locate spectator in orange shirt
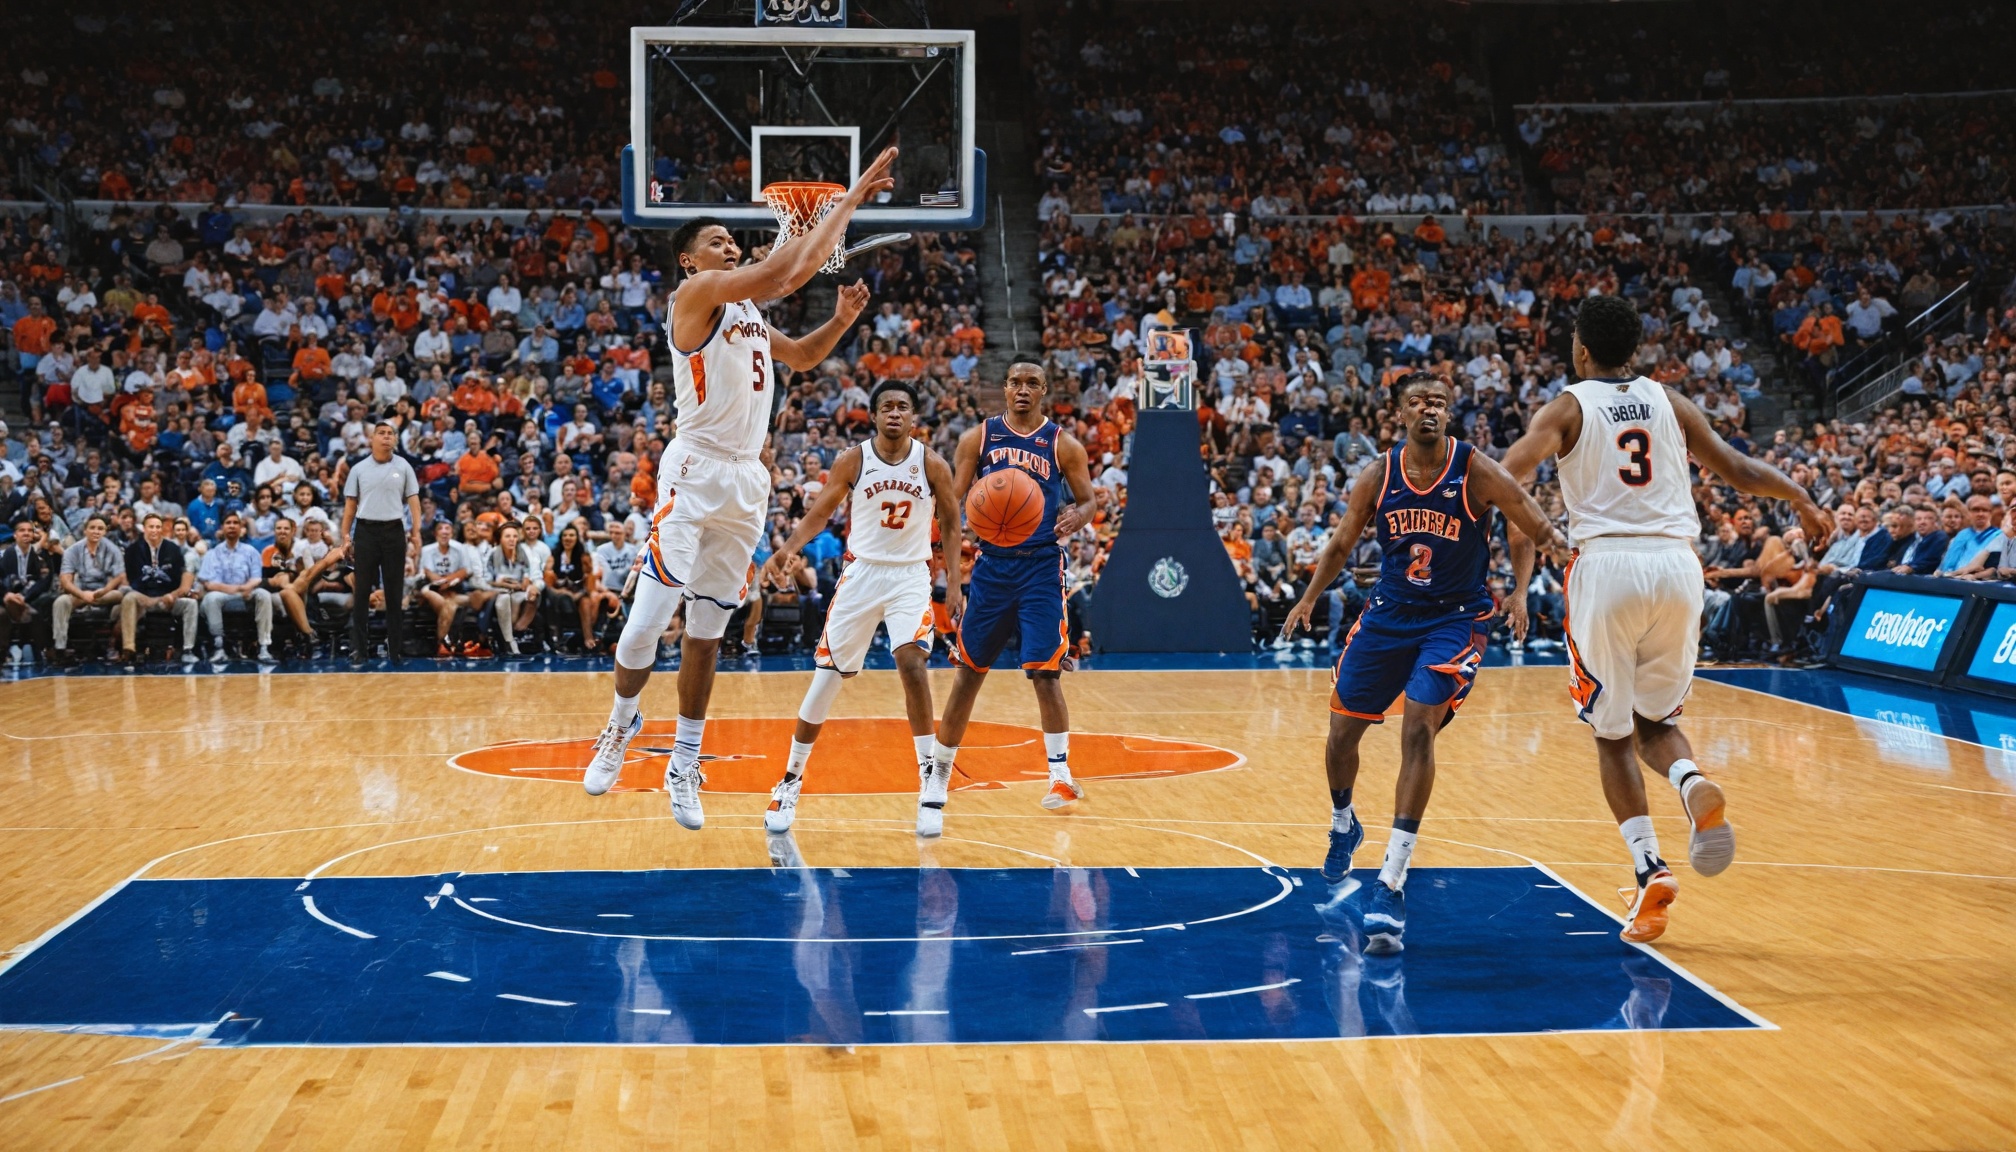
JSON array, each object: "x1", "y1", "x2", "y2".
[
  {"x1": 13, "y1": 298, "x2": 57, "y2": 376},
  {"x1": 1350, "y1": 265, "x2": 1391, "y2": 312},
  {"x1": 119, "y1": 396, "x2": 159, "y2": 458},
  {"x1": 451, "y1": 373, "x2": 499, "y2": 420},
  {"x1": 1793, "y1": 301, "x2": 1846, "y2": 385},
  {"x1": 456, "y1": 435, "x2": 501, "y2": 501},
  {"x1": 232, "y1": 376, "x2": 270, "y2": 416},
  {"x1": 131, "y1": 294, "x2": 174, "y2": 331},
  {"x1": 290, "y1": 334, "x2": 333, "y2": 390}
]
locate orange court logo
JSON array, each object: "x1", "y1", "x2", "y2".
[{"x1": 450, "y1": 718, "x2": 1242, "y2": 794}]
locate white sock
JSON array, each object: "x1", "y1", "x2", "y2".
[
  {"x1": 1044, "y1": 731, "x2": 1070, "y2": 778},
  {"x1": 913, "y1": 733, "x2": 935, "y2": 767},
  {"x1": 609, "y1": 691, "x2": 641, "y2": 728},
  {"x1": 786, "y1": 738, "x2": 814, "y2": 780},
  {"x1": 1667, "y1": 758, "x2": 1702, "y2": 791},
  {"x1": 1378, "y1": 827, "x2": 1417, "y2": 891},
  {"x1": 931, "y1": 740, "x2": 959, "y2": 770},
  {"x1": 670, "y1": 714, "x2": 704, "y2": 775},
  {"x1": 1332, "y1": 805, "x2": 1357, "y2": 835},
  {"x1": 1620, "y1": 815, "x2": 1663, "y2": 880}
]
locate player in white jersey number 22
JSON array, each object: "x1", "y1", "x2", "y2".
[
  {"x1": 1503, "y1": 294, "x2": 1825, "y2": 946},
  {"x1": 582, "y1": 147, "x2": 903, "y2": 830},
  {"x1": 758, "y1": 379, "x2": 963, "y2": 838}
]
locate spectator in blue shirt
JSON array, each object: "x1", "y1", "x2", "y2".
[
  {"x1": 1937, "y1": 497, "x2": 2001, "y2": 575},
  {"x1": 1925, "y1": 457, "x2": 1971, "y2": 501},
  {"x1": 1272, "y1": 271, "x2": 1316, "y2": 327},
  {"x1": 515, "y1": 325, "x2": 560, "y2": 372},
  {"x1": 1888, "y1": 507, "x2": 1948, "y2": 576},
  {"x1": 186, "y1": 478, "x2": 223, "y2": 540},
  {"x1": 196, "y1": 511, "x2": 275, "y2": 662}
]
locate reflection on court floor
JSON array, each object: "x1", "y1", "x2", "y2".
[{"x1": 0, "y1": 862, "x2": 1762, "y2": 1046}]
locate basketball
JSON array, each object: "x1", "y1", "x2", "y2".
[{"x1": 965, "y1": 468, "x2": 1045, "y2": 547}]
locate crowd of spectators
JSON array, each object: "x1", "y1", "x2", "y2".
[
  {"x1": 1515, "y1": 0, "x2": 2012, "y2": 104},
  {"x1": 0, "y1": 190, "x2": 988, "y2": 665},
  {"x1": 1521, "y1": 98, "x2": 2015, "y2": 216},
  {"x1": 0, "y1": 2, "x2": 637, "y2": 209},
  {"x1": 1027, "y1": 13, "x2": 1520, "y2": 222}
]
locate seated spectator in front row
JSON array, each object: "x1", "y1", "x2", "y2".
[
  {"x1": 1, "y1": 517, "x2": 55, "y2": 663},
  {"x1": 53, "y1": 513, "x2": 127, "y2": 662},
  {"x1": 198, "y1": 511, "x2": 276, "y2": 663},
  {"x1": 1888, "y1": 507, "x2": 1948, "y2": 577},
  {"x1": 1936, "y1": 497, "x2": 2001, "y2": 576},
  {"x1": 119, "y1": 512, "x2": 199, "y2": 663}
]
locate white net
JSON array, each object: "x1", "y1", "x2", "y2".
[{"x1": 761, "y1": 182, "x2": 849, "y2": 275}]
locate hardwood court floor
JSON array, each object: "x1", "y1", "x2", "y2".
[{"x1": 1, "y1": 665, "x2": 2012, "y2": 1149}]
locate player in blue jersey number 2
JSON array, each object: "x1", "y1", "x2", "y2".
[{"x1": 1283, "y1": 371, "x2": 1567, "y2": 954}]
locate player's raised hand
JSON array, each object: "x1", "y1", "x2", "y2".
[
  {"x1": 761, "y1": 548, "x2": 793, "y2": 589},
  {"x1": 834, "y1": 280, "x2": 870, "y2": 323},
  {"x1": 849, "y1": 147, "x2": 899, "y2": 204}
]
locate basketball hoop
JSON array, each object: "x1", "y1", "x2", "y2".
[{"x1": 761, "y1": 181, "x2": 849, "y2": 274}]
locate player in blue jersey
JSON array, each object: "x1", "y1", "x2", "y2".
[
  {"x1": 928, "y1": 362, "x2": 1099, "y2": 819},
  {"x1": 1284, "y1": 371, "x2": 1566, "y2": 953}
]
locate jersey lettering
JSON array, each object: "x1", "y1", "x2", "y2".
[
  {"x1": 750, "y1": 348, "x2": 766, "y2": 392},
  {"x1": 1406, "y1": 542, "x2": 1433, "y2": 586},
  {"x1": 985, "y1": 446, "x2": 1054, "y2": 480},
  {"x1": 1616, "y1": 428, "x2": 1652, "y2": 486},
  {"x1": 1382, "y1": 507, "x2": 1463, "y2": 542},
  {"x1": 879, "y1": 500, "x2": 912, "y2": 530}
]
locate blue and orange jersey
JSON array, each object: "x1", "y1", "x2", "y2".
[
  {"x1": 1372, "y1": 437, "x2": 1491, "y2": 610},
  {"x1": 976, "y1": 415, "x2": 1066, "y2": 557}
]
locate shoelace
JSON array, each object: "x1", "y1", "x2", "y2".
[{"x1": 590, "y1": 723, "x2": 626, "y2": 759}]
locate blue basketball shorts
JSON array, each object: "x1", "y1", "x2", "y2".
[
  {"x1": 954, "y1": 550, "x2": 1069, "y2": 674},
  {"x1": 1331, "y1": 596, "x2": 1492, "y2": 721}
]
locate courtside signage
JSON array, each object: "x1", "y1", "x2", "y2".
[
  {"x1": 1839, "y1": 588, "x2": 1963, "y2": 672},
  {"x1": 1963, "y1": 601, "x2": 2016, "y2": 685}
]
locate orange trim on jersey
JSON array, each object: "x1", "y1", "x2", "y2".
[
  {"x1": 688, "y1": 352, "x2": 708, "y2": 406},
  {"x1": 908, "y1": 605, "x2": 935, "y2": 649},
  {"x1": 1562, "y1": 550, "x2": 1604, "y2": 716},
  {"x1": 1021, "y1": 555, "x2": 1071, "y2": 670},
  {"x1": 1329, "y1": 701, "x2": 1389, "y2": 722},
  {"x1": 646, "y1": 489, "x2": 677, "y2": 585},
  {"x1": 1426, "y1": 637, "x2": 1483, "y2": 678},
  {"x1": 1398, "y1": 440, "x2": 1457, "y2": 496},
  {"x1": 1458, "y1": 444, "x2": 1480, "y2": 522}
]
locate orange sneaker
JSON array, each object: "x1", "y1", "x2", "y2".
[
  {"x1": 1619, "y1": 869, "x2": 1678, "y2": 944},
  {"x1": 436, "y1": 641, "x2": 456, "y2": 658},
  {"x1": 1680, "y1": 775, "x2": 1736, "y2": 877},
  {"x1": 461, "y1": 640, "x2": 495, "y2": 659},
  {"x1": 1041, "y1": 776, "x2": 1083, "y2": 810}
]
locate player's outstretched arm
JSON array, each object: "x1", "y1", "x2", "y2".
[
  {"x1": 949, "y1": 425, "x2": 984, "y2": 498},
  {"x1": 676, "y1": 148, "x2": 899, "y2": 319},
  {"x1": 925, "y1": 447, "x2": 964, "y2": 620},
  {"x1": 1497, "y1": 392, "x2": 1580, "y2": 486},
  {"x1": 772, "y1": 281, "x2": 870, "y2": 371},
  {"x1": 763, "y1": 447, "x2": 861, "y2": 585},
  {"x1": 1469, "y1": 452, "x2": 1568, "y2": 642},
  {"x1": 1664, "y1": 386, "x2": 1828, "y2": 543},
  {"x1": 1283, "y1": 456, "x2": 1385, "y2": 635},
  {"x1": 1053, "y1": 432, "x2": 1099, "y2": 537}
]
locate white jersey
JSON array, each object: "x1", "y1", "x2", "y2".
[
  {"x1": 666, "y1": 296, "x2": 773, "y2": 460},
  {"x1": 847, "y1": 438, "x2": 933, "y2": 564},
  {"x1": 1557, "y1": 375, "x2": 1699, "y2": 546}
]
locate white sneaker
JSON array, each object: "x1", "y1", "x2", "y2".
[
  {"x1": 180, "y1": 649, "x2": 199, "y2": 665},
  {"x1": 764, "y1": 774, "x2": 803, "y2": 833},
  {"x1": 582, "y1": 714, "x2": 641, "y2": 796},
  {"x1": 211, "y1": 643, "x2": 227, "y2": 663},
  {"x1": 1041, "y1": 766, "x2": 1083, "y2": 810},
  {"x1": 257, "y1": 644, "x2": 276, "y2": 665},
  {"x1": 666, "y1": 761, "x2": 706, "y2": 830},
  {"x1": 917, "y1": 761, "x2": 949, "y2": 837},
  {"x1": 1679, "y1": 774, "x2": 1736, "y2": 877}
]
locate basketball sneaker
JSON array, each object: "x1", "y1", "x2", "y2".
[
  {"x1": 917, "y1": 760, "x2": 949, "y2": 838},
  {"x1": 764, "y1": 774, "x2": 803, "y2": 833},
  {"x1": 1678, "y1": 774, "x2": 1736, "y2": 877},
  {"x1": 583, "y1": 714, "x2": 641, "y2": 796},
  {"x1": 1619, "y1": 868, "x2": 1679, "y2": 944},
  {"x1": 1041, "y1": 767, "x2": 1083, "y2": 810},
  {"x1": 1362, "y1": 881, "x2": 1406, "y2": 955},
  {"x1": 666, "y1": 761, "x2": 706, "y2": 830},
  {"x1": 1322, "y1": 810, "x2": 1363, "y2": 885}
]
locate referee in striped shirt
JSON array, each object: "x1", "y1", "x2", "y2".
[{"x1": 340, "y1": 423, "x2": 423, "y2": 667}]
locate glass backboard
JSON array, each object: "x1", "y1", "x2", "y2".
[{"x1": 624, "y1": 26, "x2": 983, "y2": 232}]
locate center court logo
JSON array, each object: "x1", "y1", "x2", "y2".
[
  {"x1": 1861, "y1": 608, "x2": 1947, "y2": 649},
  {"x1": 1148, "y1": 557, "x2": 1189, "y2": 598}
]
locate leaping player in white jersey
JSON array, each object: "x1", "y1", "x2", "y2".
[
  {"x1": 1502, "y1": 294, "x2": 1825, "y2": 944},
  {"x1": 757, "y1": 378, "x2": 964, "y2": 837},
  {"x1": 582, "y1": 147, "x2": 901, "y2": 830}
]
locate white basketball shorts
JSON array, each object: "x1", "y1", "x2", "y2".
[
  {"x1": 642, "y1": 446, "x2": 769, "y2": 607},
  {"x1": 1563, "y1": 536, "x2": 1704, "y2": 740},
  {"x1": 815, "y1": 558, "x2": 934, "y2": 674}
]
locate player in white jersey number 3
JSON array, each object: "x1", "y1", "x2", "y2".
[
  {"x1": 758, "y1": 379, "x2": 963, "y2": 837},
  {"x1": 1503, "y1": 295, "x2": 1824, "y2": 944},
  {"x1": 582, "y1": 147, "x2": 901, "y2": 829}
]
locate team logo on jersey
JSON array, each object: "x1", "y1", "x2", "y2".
[
  {"x1": 1034, "y1": 436, "x2": 1050, "y2": 447},
  {"x1": 1441, "y1": 487, "x2": 1457, "y2": 498},
  {"x1": 1148, "y1": 557, "x2": 1189, "y2": 599},
  {"x1": 1615, "y1": 383, "x2": 1632, "y2": 392},
  {"x1": 909, "y1": 464, "x2": 919, "y2": 476}
]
